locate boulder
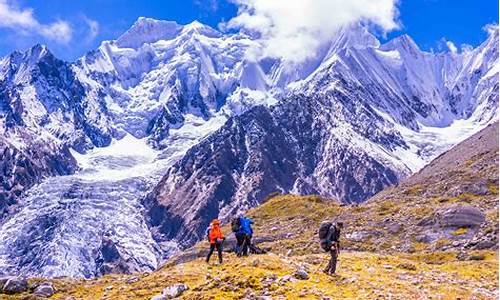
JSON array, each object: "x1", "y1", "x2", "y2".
[
  {"x1": 345, "y1": 231, "x2": 366, "y2": 242},
  {"x1": 151, "y1": 283, "x2": 189, "y2": 299},
  {"x1": 126, "y1": 276, "x2": 140, "y2": 284},
  {"x1": 2, "y1": 277, "x2": 28, "y2": 294},
  {"x1": 34, "y1": 282, "x2": 56, "y2": 298},
  {"x1": 163, "y1": 283, "x2": 188, "y2": 298},
  {"x1": 415, "y1": 234, "x2": 432, "y2": 243},
  {"x1": 436, "y1": 205, "x2": 485, "y2": 228},
  {"x1": 474, "y1": 240, "x2": 496, "y2": 250},
  {"x1": 449, "y1": 182, "x2": 490, "y2": 197},
  {"x1": 293, "y1": 269, "x2": 309, "y2": 280},
  {"x1": 387, "y1": 223, "x2": 402, "y2": 234}
]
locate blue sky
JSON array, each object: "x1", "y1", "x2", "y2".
[{"x1": 0, "y1": 0, "x2": 497, "y2": 61}]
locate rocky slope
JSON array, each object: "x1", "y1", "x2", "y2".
[
  {"x1": 164, "y1": 122, "x2": 499, "y2": 258},
  {"x1": 2, "y1": 123, "x2": 498, "y2": 298},
  {"x1": 144, "y1": 26, "x2": 499, "y2": 247},
  {"x1": 0, "y1": 137, "x2": 76, "y2": 219},
  {"x1": 0, "y1": 45, "x2": 100, "y2": 219}
]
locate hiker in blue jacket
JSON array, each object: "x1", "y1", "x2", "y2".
[{"x1": 238, "y1": 216, "x2": 254, "y2": 256}]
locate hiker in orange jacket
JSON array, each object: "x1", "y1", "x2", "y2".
[{"x1": 206, "y1": 219, "x2": 225, "y2": 264}]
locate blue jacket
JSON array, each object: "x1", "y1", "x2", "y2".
[{"x1": 239, "y1": 217, "x2": 254, "y2": 235}]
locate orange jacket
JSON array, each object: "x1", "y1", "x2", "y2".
[{"x1": 208, "y1": 220, "x2": 224, "y2": 244}]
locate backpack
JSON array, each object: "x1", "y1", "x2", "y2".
[
  {"x1": 231, "y1": 217, "x2": 241, "y2": 233},
  {"x1": 319, "y1": 221, "x2": 333, "y2": 252},
  {"x1": 206, "y1": 226, "x2": 211, "y2": 242}
]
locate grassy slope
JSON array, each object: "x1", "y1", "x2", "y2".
[{"x1": 6, "y1": 194, "x2": 497, "y2": 300}]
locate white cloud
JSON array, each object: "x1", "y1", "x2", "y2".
[
  {"x1": 0, "y1": 0, "x2": 72, "y2": 43},
  {"x1": 194, "y1": 0, "x2": 219, "y2": 13},
  {"x1": 446, "y1": 40, "x2": 457, "y2": 54},
  {"x1": 224, "y1": 0, "x2": 400, "y2": 62},
  {"x1": 83, "y1": 16, "x2": 99, "y2": 41}
]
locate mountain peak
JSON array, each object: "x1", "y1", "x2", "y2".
[
  {"x1": 180, "y1": 20, "x2": 221, "y2": 38},
  {"x1": 184, "y1": 20, "x2": 205, "y2": 30},
  {"x1": 28, "y1": 44, "x2": 50, "y2": 58},
  {"x1": 9, "y1": 44, "x2": 55, "y2": 67},
  {"x1": 114, "y1": 18, "x2": 222, "y2": 48},
  {"x1": 331, "y1": 24, "x2": 380, "y2": 51},
  {"x1": 381, "y1": 34, "x2": 420, "y2": 52},
  {"x1": 116, "y1": 17, "x2": 182, "y2": 48}
]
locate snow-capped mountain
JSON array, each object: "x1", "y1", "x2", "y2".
[
  {"x1": 144, "y1": 24, "x2": 498, "y2": 248},
  {"x1": 73, "y1": 18, "x2": 278, "y2": 148},
  {"x1": 0, "y1": 18, "x2": 497, "y2": 278}
]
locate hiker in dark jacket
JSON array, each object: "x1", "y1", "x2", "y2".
[
  {"x1": 238, "y1": 216, "x2": 254, "y2": 256},
  {"x1": 322, "y1": 221, "x2": 343, "y2": 275},
  {"x1": 231, "y1": 217, "x2": 244, "y2": 254}
]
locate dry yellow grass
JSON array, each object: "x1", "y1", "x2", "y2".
[
  {"x1": 4, "y1": 251, "x2": 497, "y2": 300},
  {"x1": 4, "y1": 194, "x2": 498, "y2": 300}
]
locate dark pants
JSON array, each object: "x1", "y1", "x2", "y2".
[
  {"x1": 206, "y1": 241, "x2": 223, "y2": 264},
  {"x1": 235, "y1": 233, "x2": 245, "y2": 255},
  {"x1": 241, "y1": 234, "x2": 252, "y2": 256},
  {"x1": 325, "y1": 248, "x2": 338, "y2": 274}
]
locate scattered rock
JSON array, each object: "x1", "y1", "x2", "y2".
[
  {"x1": 343, "y1": 277, "x2": 357, "y2": 284},
  {"x1": 468, "y1": 254, "x2": 485, "y2": 261},
  {"x1": 387, "y1": 223, "x2": 402, "y2": 234},
  {"x1": 163, "y1": 283, "x2": 188, "y2": 298},
  {"x1": 397, "y1": 263, "x2": 417, "y2": 271},
  {"x1": 252, "y1": 259, "x2": 260, "y2": 267},
  {"x1": 456, "y1": 252, "x2": 468, "y2": 261},
  {"x1": 126, "y1": 276, "x2": 140, "y2": 284},
  {"x1": 2, "y1": 277, "x2": 28, "y2": 294},
  {"x1": 34, "y1": 282, "x2": 56, "y2": 298},
  {"x1": 279, "y1": 275, "x2": 296, "y2": 284},
  {"x1": 449, "y1": 182, "x2": 490, "y2": 197},
  {"x1": 346, "y1": 231, "x2": 366, "y2": 242},
  {"x1": 151, "y1": 283, "x2": 188, "y2": 300},
  {"x1": 436, "y1": 205, "x2": 485, "y2": 228},
  {"x1": 474, "y1": 240, "x2": 496, "y2": 250},
  {"x1": 293, "y1": 269, "x2": 309, "y2": 280},
  {"x1": 415, "y1": 234, "x2": 433, "y2": 243},
  {"x1": 417, "y1": 217, "x2": 435, "y2": 226}
]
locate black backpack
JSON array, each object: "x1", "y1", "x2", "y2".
[
  {"x1": 319, "y1": 221, "x2": 333, "y2": 252},
  {"x1": 231, "y1": 217, "x2": 241, "y2": 233},
  {"x1": 206, "y1": 226, "x2": 211, "y2": 242}
]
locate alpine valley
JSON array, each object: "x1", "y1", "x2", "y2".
[{"x1": 0, "y1": 17, "x2": 498, "y2": 279}]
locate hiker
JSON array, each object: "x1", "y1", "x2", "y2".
[
  {"x1": 206, "y1": 219, "x2": 225, "y2": 264},
  {"x1": 319, "y1": 221, "x2": 343, "y2": 275},
  {"x1": 238, "y1": 216, "x2": 254, "y2": 256},
  {"x1": 231, "y1": 217, "x2": 244, "y2": 254}
]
